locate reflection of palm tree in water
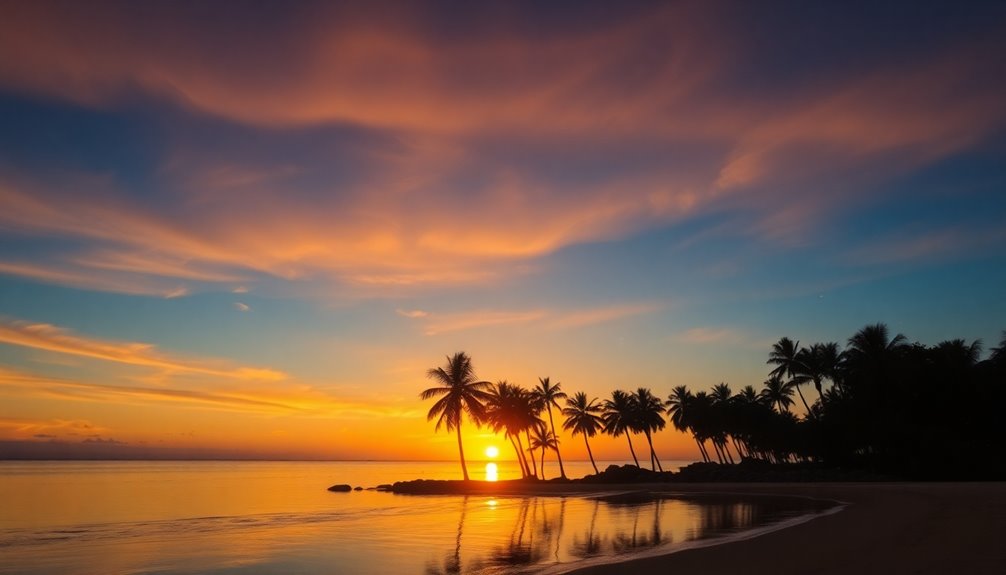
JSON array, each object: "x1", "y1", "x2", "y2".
[
  {"x1": 571, "y1": 499, "x2": 602, "y2": 558},
  {"x1": 650, "y1": 498, "x2": 664, "y2": 548},
  {"x1": 554, "y1": 498, "x2": 566, "y2": 561},
  {"x1": 612, "y1": 500, "x2": 665, "y2": 552},
  {"x1": 426, "y1": 496, "x2": 469, "y2": 575},
  {"x1": 493, "y1": 499, "x2": 535, "y2": 565}
]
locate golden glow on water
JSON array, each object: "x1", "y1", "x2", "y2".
[
  {"x1": 484, "y1": 462, "x2": 498, "y2": 481},
  {"x1": 0, "y1": 461, "x2": 835, "y2": 575}
]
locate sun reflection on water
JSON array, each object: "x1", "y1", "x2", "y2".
[{"x1": 485, "y1": 462, "x2": 498, "y2": 482}]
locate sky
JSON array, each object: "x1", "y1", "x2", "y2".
[{"x1": 0, "y1": 0, "x2": 1004, "y2": 462}]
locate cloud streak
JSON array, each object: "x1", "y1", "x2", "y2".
[
  {"x1": 0, "y1": 319, "x2": 285, "y2": 381},
  {"x1": 0, "y1": 3, "x2": 1000, "y2": 298},
  {"x1": 410, "y1": 302, "x2": 665, "y2": 335}
]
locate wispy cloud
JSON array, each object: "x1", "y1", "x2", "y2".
[
  {"x1": 396, "y1": 309, "x2": 428, "y2": 319},
  {"x1": 423, "y1": 310, "x2": 548, "y2": 336},
  {"x1": 0, "y1": 318, "x2": 285, "y2": 381},
  {"x1": 0, "y1": 366, "x2": 423, "y2": 422},
  {"x1": 841, "y1": 226, "x2": 1006, "y2": 267},
  {"x1": 234, "y1": 302, "x2": 250, "y2": 312},
  {"x1": 0, "y1": 416, "x2": 110, "y2": 440},
  {"x1": 416, "y1": 302, "x2": 666, "y2": 335},
  {"x1": 0, "y1": 367, "x2": 301, "y2": 414},
  {"x1": 0, "y1": 4, "x2": 999, "y2": 297},
  {"x1": 546, "y1": 303, "x2": 664, "y2": 330}
]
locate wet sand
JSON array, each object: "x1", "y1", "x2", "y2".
[{"x1": 567, "y1": 482, "x2": 1006, "y2": 575}]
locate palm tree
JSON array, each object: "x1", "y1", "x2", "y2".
[
  {"x1": 602, "y1": 390, "x2": 640, "y2": 467},
  {"x1": 528, "y1": 425, "x2": 559, "y2": 480},
  {"x1": 845, "y1": 323, "x2": 907, "y2": 375},
  {"x1": 562, "y1": 392, "x2": 604, "y2": 474},
  {"x1": 798, "y1": 342, "x2": 844, "y2": 398},
  {"x1": 486, "y1": 381, "x2": 542, "y2": 478},
  {"x1": 709, "y1": 383, "x2": 735, "y2": 464},
  {"x1": 421, "y1": 352, "x2": 493, "y2": 481},
  {"x1": 759, "y1": 375, "x2": 795, "y2": 414},
  {"x1": 666, "y1": 385, "x2": 709, "y2": 463},
  {"x1": 534, "y1": 377, "x2": 568, "y2": 479},
  {"x1": 767, "y1": 337, "x2": 814, "y2": 417},
  {"x1": 689, "y1": 391, "x2": 719, "y2": 462},
  {"x1": 632, "y1": 388, "x2": 666, "y2": 472}
]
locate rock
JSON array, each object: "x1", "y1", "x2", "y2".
[
  {"x1": 327, "y1": 484, "x2": 352, "y2": 492},
  {"x1": 375, "y1": 484, "x2": 393, "y2": 492},
  {"x1": 353, "y1": 486, "x2": 362, "y2": 491}
]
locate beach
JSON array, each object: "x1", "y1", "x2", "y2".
[{"x1": 567, "y1": 482, "x2": 1006, "y2": 575}]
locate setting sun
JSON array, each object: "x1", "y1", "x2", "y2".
[{"x1": 485, "y1": 446, "x2": 499, "y2": 459}]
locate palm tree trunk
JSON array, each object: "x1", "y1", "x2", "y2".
[
  {"x1": 625, "y1": 433, "x2": 640, "y2": 467},
  {"x1": 539, "y1": 447, "x2": 547, "y2": 480},
  {"x1": 524, "y1": 430, "x2": 538, "y2": 479},
  {"x1": 722, "y1": 440, "x2": 735, "y2": 464},
  {"x1": 546, "y1": 406, "x2": 567, "y2": 479},
  {"x1": 643, "y1": 429, "x2": 662, "y2": 472},
  {"x1": 457, "y1": 424, "x2": 469, "y2": 481},
  {"x1": 794, "y1": 383, "x2": 815, "y2": 419},
  {"x1": 509, "y1": 434, "x2": 528, "y2": 478},
  {"x1": 694, "y1": 437, "x2": 709, "y2": 463},
  {"x1": 513, "y1": 434, "x2": 531, "y2": 478},
  {"x1": 583, "y1": 434, "x2": 599, "y2": 474}
]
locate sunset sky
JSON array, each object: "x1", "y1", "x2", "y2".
[{"x1": 0, "y1": 0, "x2": 1004, "y2": 461}]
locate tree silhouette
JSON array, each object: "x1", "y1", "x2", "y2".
[
  {"x1": 528, "y1": 425, "x2": 558, "y2": 480},
  {"x1": 561, "y1": 392, "x2": 604, "y2": 474},
  {"x1": 421, "y1": 352, "x2": 493, "y2": 481},
  {"x1": 666, "y1": 385, "x2": 709, "y2": 463},
  {"x1": 486, "y1": 381, "x2": 542, "y2": 478},
  {"x1": 798, "y1": 342, "x2": 844, "y2": 398},
  {"x1": 759, "y1": 375, "x2": 795, "y2": 414},
  {"x1": 767, "y1": 337, "x2": 815, "y2": 417},
  {"x1": 602, "y1": 390, "x2": 640, "y2": 467},
  {"x1": 534, "y1": 377, "x2": 568, "y2": 479},
  {"x1": 632, "y1": 388, "x2": 666, "y2": 471}
]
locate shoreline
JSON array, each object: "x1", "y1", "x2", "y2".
[
  {"x1": 564, "y1": 482, "x2": 1006, "y2": 575},
  {"x1": 381, "y1": 479, "x2": 1006, "y2": 574}
]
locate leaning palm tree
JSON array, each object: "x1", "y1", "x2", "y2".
[
  {"x1": 759, "y1": 375, "x2": 795, "y2": 414},
  {"x1": 421, "y1": 352, "x2": 493, "y2": 481},
  {"x1": 709, "y1": 383, "x2": 735, "y2": 464},
  {"x1": 666, "y1": 386, "x2": 709, "y2": 463},
  {"x1": 485, "y1": 381, "x2": 540, "y2": 478},
  {"x1": 528, "y1": 425, "x2": 559, "y2": 480},
  {"x1": 602, "y1": 390, "x2": 640, "y2": 467},
  {"x1": 562, "y1": 392, "x2": 604, "y2": 474},
  {"x1": 767, "y1": 337, "x2": 814, "y2": 417},
  {"x1": 534, "y1": 377, "x2": 568, "y2": 479},
  {"x1": 632, "y1": 388, "x2": 666, "y2": 472}
]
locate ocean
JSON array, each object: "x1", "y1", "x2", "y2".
[{"x1": 0, "y1": 460, "x2": 837, "y2": 574}]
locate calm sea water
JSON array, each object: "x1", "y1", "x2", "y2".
[{"x1": 0, "y1": 460, "x2": 838, "y2": 574}]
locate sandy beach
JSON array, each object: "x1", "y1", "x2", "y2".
[{"x1": 563, "y1": 482, "x2": 1006, "y2": 575}]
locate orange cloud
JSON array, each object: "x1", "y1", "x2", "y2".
[
  {"x1": 0, "y1": 319, "x2": 286, "y2": 381},
  {"x1": 411, "y1": 302, "x2": 666, "y2": 335},
  {"x1": 0, "y1": 2, "x2": 1001, "y2": 298}
]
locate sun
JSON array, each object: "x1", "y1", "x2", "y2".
[{"x1": 485, "y1": 446, "x2": 499, "y2": 459}]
